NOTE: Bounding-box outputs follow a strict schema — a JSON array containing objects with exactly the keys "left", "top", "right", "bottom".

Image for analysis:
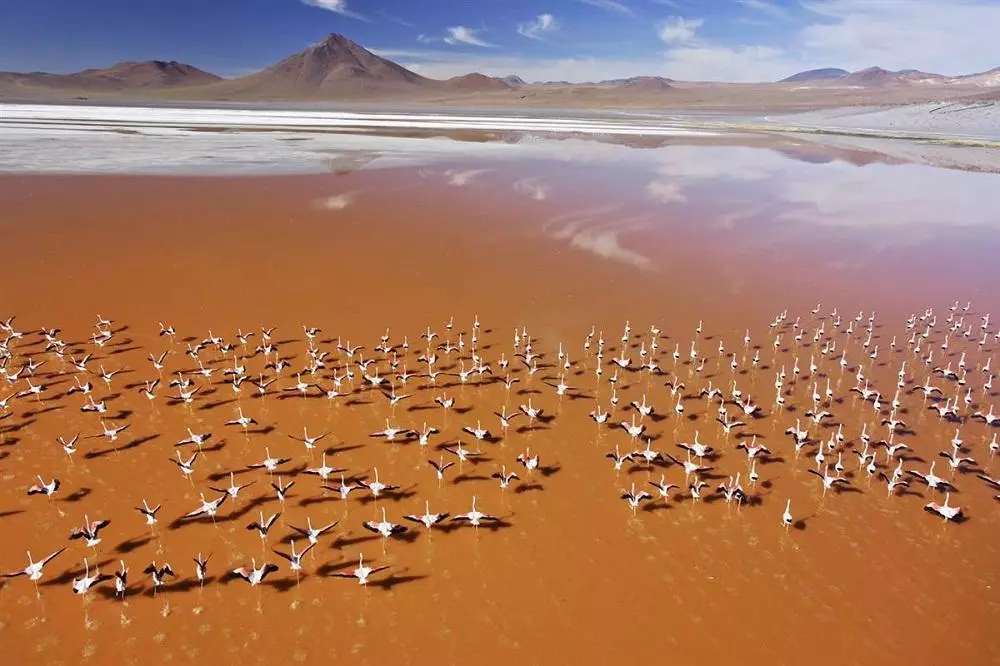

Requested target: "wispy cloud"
[
  {"left": 736, "top": 0, "right": 792, "bottom": 20},
  {"left": 578, "top": 0, "right": 633, "bottom": 15},
  {"left": 378, "top": 10, "right": 415, "bottom": 28},
  {"left": 300, "top": 0, "right": 367, "bottom": 21},
  {"left": 797, "top": 0, "right": 1000, "bottom": 75},
  {"left": 655, "top": 0, "right": 1000, "bottom": 81},
  {"left": 657, "top": 16, "right": 703, "bottom": 44},
  {"left": 517, "top": 14, "right": 559, "bottom": 40},
  {"left": 663, "top": 44, "right": 791, "bottom": 82},
  {"left": 443, "top": 26, "right": 497, "bottom": 48},
  {"left": 390, "top": 50, "right": 674, "bottom": 83},
  {"left": 391, "top": 43, "right": 788, "bottom": 84}
]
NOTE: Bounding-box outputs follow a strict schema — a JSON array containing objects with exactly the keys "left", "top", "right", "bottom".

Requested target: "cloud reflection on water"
[
  {"left": 514, "top": 178, "right": 550, "bottom": 201},
  {"left": 645, "top": 180, "right": 687, "bottom": 204},
  {"left": 640, "top": 145, "right": 1000, "bottom": 230},
  {"left": 2, "top": 118, "right": 997, "bottom": 240},
  {"left": 541, "top": 205, "right": 655, "bottom": 271},
  {"left": 407, "top": 139, "right": 999, "bottom": 271},
  {"left": 444, "top": 168, "right": 492, "bottom": 187},
  {"left": 314, "top": 193, "right": 353, "bottom": 211}
]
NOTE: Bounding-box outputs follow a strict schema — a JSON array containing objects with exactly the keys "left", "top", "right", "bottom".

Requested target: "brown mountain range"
[
  {"left": 1, "top": 33, "right": 996, "bottom": 109},
  {"left": 0, "top": 34, "right": 511, "bottom": 99},
  {"left": 216, "top": 34, "right": 515, "bottom": 97},
  {"left": 781, "top": 65, "right": 1000, "bottom": 87},
  {"left": 0, "top": 60, "right": 220, "bottom": 92}
]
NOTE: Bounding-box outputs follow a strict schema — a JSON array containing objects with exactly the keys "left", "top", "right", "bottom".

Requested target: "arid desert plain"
[{"left": 1, "top": 103, "right": 999, "bottom": 666}]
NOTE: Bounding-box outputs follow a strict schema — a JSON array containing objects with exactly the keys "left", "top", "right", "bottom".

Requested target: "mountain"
[
  {"left": 218, "top": 33, "right": 432, "bottom": 96},
  {"left": 950, "top": 66, "right": 1000, "bottom": 87},
  {"left": 75, "top": 61, "right": 222, "bottom": 88},
  {"left": 1, "top": 33, "right": 996, "bottom": 104},
  {"left": 445, "top": 73, "right": 512, "bottom": 92},
  {"left": 840, "top": 67, "right": 944, "bottom": 86},
  {"left": 0, "top": 60, "right": 220, "bottom": 92},
  {"left": 600, "top": 76, "right": 674, "bottom": 88},
  {"left": 781, "top": 66, "right": 951, "bottom": 86},
  {"left": 615, "top": 76, "right": 674, "bottom": 91},
  {"left": 780, "top": 68, "right": 849, "bottom": 83}
]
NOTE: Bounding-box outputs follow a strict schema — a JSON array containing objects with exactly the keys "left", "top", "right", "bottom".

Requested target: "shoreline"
[
  {"left": 3, "top": 96, "right": 999, "bottom": 139},
  {"left": 2, "top": 101, "right": 1000, "bottom": 175}
]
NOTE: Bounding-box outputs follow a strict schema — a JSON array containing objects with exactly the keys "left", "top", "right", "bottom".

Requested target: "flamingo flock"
[{"left": 2, "top": 300, "right": 998, "bottom": 607}]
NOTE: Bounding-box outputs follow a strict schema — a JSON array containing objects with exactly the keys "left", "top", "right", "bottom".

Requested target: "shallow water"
[
  {"left": 0, "top": 139, "right": 999, "bottom": 665},
  {"left": 2, "top": 102, "right": 999, "bottom": 177}
]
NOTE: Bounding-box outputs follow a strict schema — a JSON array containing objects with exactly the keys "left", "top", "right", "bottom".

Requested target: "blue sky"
[{"left": 1, "top": 0, "right": 997, "bottom": 82}]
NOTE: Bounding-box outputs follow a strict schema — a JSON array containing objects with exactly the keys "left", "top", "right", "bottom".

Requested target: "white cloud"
[
  {"left": 798, "top": 0, "right": 1000, "bottom": 75},
  {"left": 378, "top": 11, "right": 415, "bottom": 28},
  {"left": 444, "top": 26, "right": 496, "bottom": 48},
  {"left": 394, "top": 52, "right": 673, "bottom": 83},
  {"left": 387, "top": 0, "right": 1000, "bottom": 82},
  {"left": 300, "top": 0, "right": 366, "bottom": 21},
  {"left": 736, "top": 0, "right": 792, "bottom": 20},
  {"left": 517, "top": 14, "right": 559, "bottom": 40},
  {"left": 578, "top": 0, "right": 633, "bottom": 15},
  {"left": 656, "top": 0, "right": 1000, "bottom": 81},
  {"left": 657, "top": 16, "right": 704, "bottom": 44},
  {"left": 663, "top": 44, "right": 795, "bottom": 82}
]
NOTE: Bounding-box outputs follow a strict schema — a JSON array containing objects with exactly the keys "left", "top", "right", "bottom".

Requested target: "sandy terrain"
[
  {"left": 768, "top": 100, "right": 1000, "bottom": 142},
  {"left": 0, "top": 163, "right": 998, "bottom": 664},
  {"left": 2, "top": 75, "right": 990, "bottom": 113},
  {"left": 784, "top": 132, "right": 1000, "bottom": 174}
]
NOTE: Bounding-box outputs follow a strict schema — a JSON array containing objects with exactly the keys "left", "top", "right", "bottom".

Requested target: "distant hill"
[
  {"left": 445, "top": 73, "right": 512, "bottom": 92},
  {"left": 950, "top": 66, "right": 1000, "bottom": 87},
  {"left": 614, "top": 76, "right": 674, "bottom": 91},
  {"left": 781, "top": 66, "right": 959, "bottom": 87},
  {"left": 77, "top": 61, "right": 222, "bottom": 88},
  {"left": 841, "top": 67, "right": 944, "bottom": 86},
  {"left": 600, "top": 76, "right": 674, "bottom": 88},
  {"left": 0, "top": 60, "right": 220, "bottom": 91},
  {"left": 501, "top": 75, "right": 526, "bottom": 86},
  {"left": 780, "top": 68, "right": 849, "bottom": 83}
]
